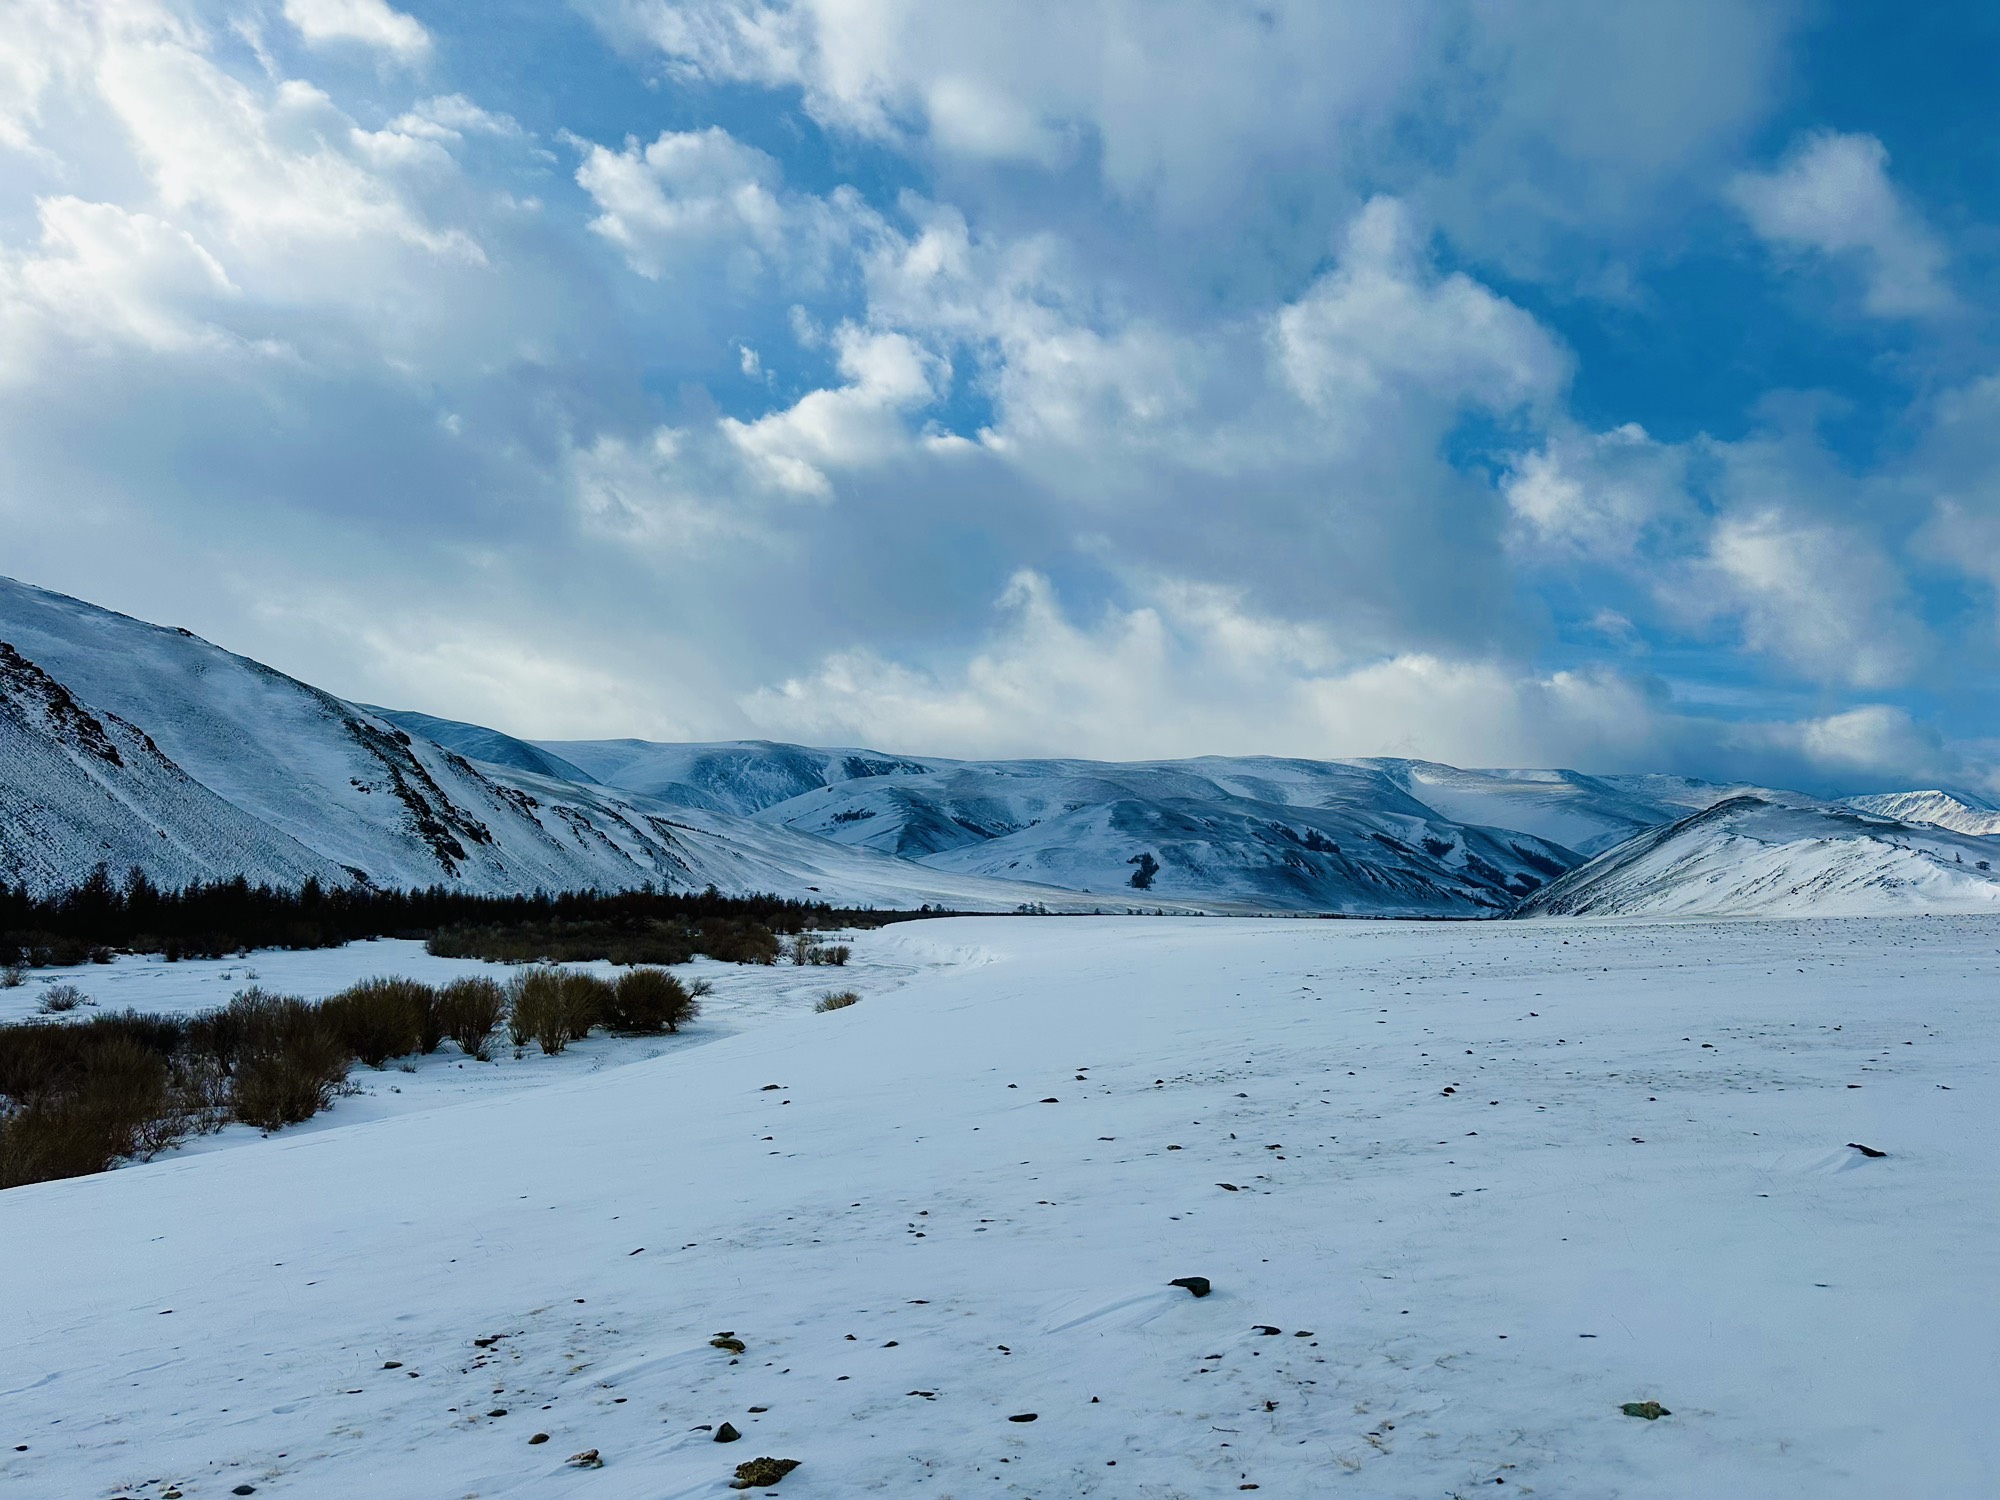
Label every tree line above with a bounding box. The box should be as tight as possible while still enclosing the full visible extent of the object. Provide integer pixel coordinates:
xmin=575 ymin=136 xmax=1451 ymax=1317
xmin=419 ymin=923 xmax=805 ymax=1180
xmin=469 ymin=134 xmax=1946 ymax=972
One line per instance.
xmin=1 ymin=865 xmax=931 ymax=968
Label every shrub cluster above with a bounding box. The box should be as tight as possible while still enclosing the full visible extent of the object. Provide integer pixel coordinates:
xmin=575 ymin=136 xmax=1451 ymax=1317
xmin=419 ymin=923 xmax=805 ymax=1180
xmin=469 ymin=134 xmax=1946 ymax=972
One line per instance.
xmin=814 ymin=989 xmax=861 ymax=1013
xmin=790 ymin=936 xmax=851 ymax=967
xmin=1 ymin=959 xmax=710 ymax=1189
xmin=504 ymin=966 xmax=703 ymax=1054
xmin=0 ymin=991 xmax=345 ymax=1188
xmin=437 ymin=977 xmax=506 ymax=1061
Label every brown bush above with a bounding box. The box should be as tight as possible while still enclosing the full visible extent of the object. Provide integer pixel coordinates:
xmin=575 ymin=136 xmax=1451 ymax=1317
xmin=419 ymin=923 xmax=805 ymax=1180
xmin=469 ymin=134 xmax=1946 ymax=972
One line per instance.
xmin=508 ymin=968 xmax=608 ymax=1055
xmin=226 ymin=988 xmax=352 ymax=1130
xmin=320 ymin=977 xmax=433 ymax=1067
xmin=437 ymin=976 xmax=505 ymax=1060
xmin=814 ymin=989 xmax=861 ymax=1013
xmin=601 ymin=968 xmax=700 ymax=1034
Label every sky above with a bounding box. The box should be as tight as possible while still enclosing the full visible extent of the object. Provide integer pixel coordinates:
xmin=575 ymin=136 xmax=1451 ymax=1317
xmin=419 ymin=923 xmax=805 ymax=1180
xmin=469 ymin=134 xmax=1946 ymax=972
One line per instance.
xmin=2 ymin=0 xmax=1997 ymax=795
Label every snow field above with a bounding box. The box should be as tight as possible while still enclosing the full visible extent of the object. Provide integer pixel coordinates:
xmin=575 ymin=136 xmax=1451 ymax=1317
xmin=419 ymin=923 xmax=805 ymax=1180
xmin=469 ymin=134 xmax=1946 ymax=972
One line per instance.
xmin=3 ymin=915 xmax=1997 ymax=1498
xmin=0 ymin=931 xmax=960 ymax=1157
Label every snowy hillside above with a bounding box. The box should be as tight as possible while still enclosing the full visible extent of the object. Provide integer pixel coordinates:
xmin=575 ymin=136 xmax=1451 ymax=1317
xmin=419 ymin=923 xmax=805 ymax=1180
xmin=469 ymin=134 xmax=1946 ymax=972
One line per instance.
xmin=0 ymin=639 xmax=348 ymax=895
xmin=0 ymin=578 xmax=1096 ymax=909
xmin=505 ymin=736 xmax=1761 ymax=914
xmin=7 ymin=914 xmax=1999 ymax=1496
xmin=17 ymin=575 xmax=1985 ymax=918
xmin=1517 ymin=795 xmax=2000 ymax=918
xmin=1846 ymin=789 xmax=2000 ymax=837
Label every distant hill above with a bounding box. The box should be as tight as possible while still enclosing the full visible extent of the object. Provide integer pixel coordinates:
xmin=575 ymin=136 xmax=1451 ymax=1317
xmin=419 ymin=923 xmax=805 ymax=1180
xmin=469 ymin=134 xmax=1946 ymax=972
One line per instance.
xmin=1515 ymin=795 xmax=2000 ymax=918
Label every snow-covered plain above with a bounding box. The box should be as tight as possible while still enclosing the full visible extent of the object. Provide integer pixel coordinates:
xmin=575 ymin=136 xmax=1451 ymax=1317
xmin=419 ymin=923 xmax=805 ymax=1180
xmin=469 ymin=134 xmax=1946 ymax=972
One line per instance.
xmin=4 ymin=914 xmax=1998 ymax=1498
xmin=0 ymin=932 xmax=968 ymax=1160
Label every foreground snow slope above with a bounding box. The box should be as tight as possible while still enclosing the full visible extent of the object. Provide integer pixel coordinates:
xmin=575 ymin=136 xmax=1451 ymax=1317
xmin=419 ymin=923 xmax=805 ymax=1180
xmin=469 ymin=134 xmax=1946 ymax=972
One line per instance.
xmin=1519 ymin=796 xmax=2000 ymax=918
xmin=5 ymin=915 xmax=1996 ymax=1498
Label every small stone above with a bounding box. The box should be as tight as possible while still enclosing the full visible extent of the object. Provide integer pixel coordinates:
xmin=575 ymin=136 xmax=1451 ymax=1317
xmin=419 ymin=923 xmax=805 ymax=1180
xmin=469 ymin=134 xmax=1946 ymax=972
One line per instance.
xmin=232 ymin=1489 xmax=256 ymax=1497
xmin=1620 ymin=1401 xmax=1670 ymax=1420
xmin=1846 ymin=1142 xmax=1887 ymax=1158
xmin=1252 ymin=1325 xmax=1281 ymax=1336
xmin=730 ymin=1456 xmax=801 ymax=1489
xmin=1170 ymin=1276 xmax=1212 ymax=1298
xmin=1007 ymin=1412 xmax=1038 ymax=1423
xmin=715 ymin=1421 xmax=742 ymax=1443
xmin=567 ymin=1448 xmax=605 ymax=1468
xmin=382 ymin=1360 xmax=402 ymax=1369
xmin=488 ymin=1408 xmax=508 ymax=1417
xmin=529 ymin=1433 xmax=549 ymax=1445
xmin=711 ymin=1336 xmax=748 ymax=1354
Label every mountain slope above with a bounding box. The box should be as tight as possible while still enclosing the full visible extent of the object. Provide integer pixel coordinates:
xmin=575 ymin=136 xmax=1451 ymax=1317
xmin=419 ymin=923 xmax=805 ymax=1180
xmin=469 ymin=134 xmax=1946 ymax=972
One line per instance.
xmin=0 ymin=640 xmax=349 ymax=895
xmin=0 ymin=579 xmax=1099 ymax=908
xmin=519 ymin=740 xmax=1768 ymax=916
xmin=367 ymin=708 xmax=601 ymax=785
xmin=1846 ymin=789 xmax=2000 ymax=837
xmin=1515 ymin=795 xmax=2000 ymax=918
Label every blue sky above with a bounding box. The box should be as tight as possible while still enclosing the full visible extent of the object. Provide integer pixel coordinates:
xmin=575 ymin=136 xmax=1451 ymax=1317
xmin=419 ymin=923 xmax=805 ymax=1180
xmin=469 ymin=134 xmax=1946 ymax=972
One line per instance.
xmin=3 ymin=1 xmax=1997 ymax=795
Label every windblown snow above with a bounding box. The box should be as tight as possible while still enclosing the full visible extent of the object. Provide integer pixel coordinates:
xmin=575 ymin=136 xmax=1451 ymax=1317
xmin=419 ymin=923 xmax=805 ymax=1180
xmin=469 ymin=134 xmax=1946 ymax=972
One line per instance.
xmin=4 ymin=914 xmax=1997 ymax=1497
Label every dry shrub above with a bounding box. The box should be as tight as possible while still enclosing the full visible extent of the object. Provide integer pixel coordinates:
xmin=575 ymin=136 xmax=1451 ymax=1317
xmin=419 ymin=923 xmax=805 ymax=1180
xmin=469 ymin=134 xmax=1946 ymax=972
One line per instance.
xmin=0 ymin=1034 xmax=169 ymax=1187
xmin=37 ymin=983 xmax=92 ymax=1013
xmin=508 ymin=968 xmax=608 ymax=1055
xmin=225 ymin=988 xmax=352 ymax=1130
xmin=814 ymin=989 xmax=861 ymax=1013
xmin=791 ymin=937 xmax=852 ymax=967
xmin=320 ymin=977 xmax=433 ymax=1067
xmin=601 ymin=968 xmax=700 ymax=1035
xmin=437 ymin=976 xmax=505 ymax=1060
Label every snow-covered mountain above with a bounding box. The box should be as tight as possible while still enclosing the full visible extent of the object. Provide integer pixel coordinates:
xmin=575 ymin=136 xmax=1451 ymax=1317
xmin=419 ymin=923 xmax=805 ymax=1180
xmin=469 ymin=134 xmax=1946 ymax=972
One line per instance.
xmin=0 ymin=578 xmax=1104 ymax=908
xmin=504 ymin=737 xmax=1758 ymax=914
xmin=15 ymin=575 xmax=1995 ymax=918
xmin=1516 ymin=794 xmax=2000 ymax=918
xmin=1845 ymin=789 xmax=2000 ymax=837
xmin=0 ymin=638 xmax=349 ymax=896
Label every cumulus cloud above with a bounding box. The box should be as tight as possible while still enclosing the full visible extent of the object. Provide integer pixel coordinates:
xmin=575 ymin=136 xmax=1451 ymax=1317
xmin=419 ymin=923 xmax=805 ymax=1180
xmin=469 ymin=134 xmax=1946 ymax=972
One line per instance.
xmin=745 ymin=568 xmax=1653 ymax=765
xmin=1273 ymin=197 xmax=1568 ymax=421
xmin=741 ymin=567 xmax=1966 ymax=792
xmin=0 ymin=196 xmax=241 ymax=368
xmin=0 ymin=0 xmax=1985 ymax=798
xmin=1503 ymin=422 xmax=1692 ymax=560
xmin=1697 ymin=509 xmax=1927 ymax=690
xmin=573 ymin=126 xmax=860 ymax=282
xmin=282 ymin=0 xmax=431 ymax=61
xmin=1728 ymin=131 xmax=1951 ymax=317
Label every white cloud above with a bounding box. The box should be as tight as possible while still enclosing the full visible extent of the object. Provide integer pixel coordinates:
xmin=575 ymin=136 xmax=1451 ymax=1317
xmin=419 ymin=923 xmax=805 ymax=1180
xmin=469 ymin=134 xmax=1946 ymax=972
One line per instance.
xmin=1790 ymin=705 xmax=1945 ymax=781
xmin=722 ymin=324 xmax=950 ymax=496
xmin=282 ymin=0 xmax=431 ymax=61
xmin=1273 ymin=197 xmax=1569 ymax=420
xmin=1728 ymin=130 xmax=1950 ymax=317
xmin=742 ymin=568 xmax=1666 ymax=765
xmin=583 ymin=0 xmax=1432 ymax=201
xmin=1 ymin=196 xmax=240 ymax=369
xmin=386 ymin=94 xmax=524 ymax=142
xmin=1504 ymin=422 xmax=1691 ymax=559
xmin=573 ymin=126 xmax=867 ymax=284
xmin=1698 ymin=508 xmax=1926 ymax=690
